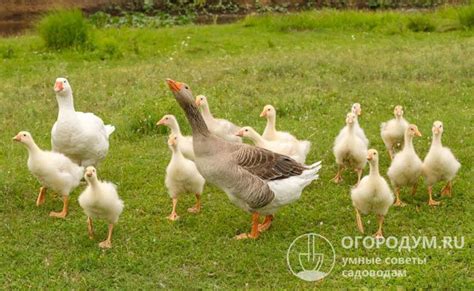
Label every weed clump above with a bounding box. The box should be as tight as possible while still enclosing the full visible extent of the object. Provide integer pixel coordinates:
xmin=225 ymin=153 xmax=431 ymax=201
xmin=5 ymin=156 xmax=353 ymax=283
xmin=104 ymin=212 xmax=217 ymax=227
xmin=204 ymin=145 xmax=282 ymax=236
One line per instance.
xmin=458 ymin=4 xmax=474 ymax=29
xmin=37 ymin=9 xmax=93 ymax=50
xmin=407 ymin=16 xmax=436 ymax=32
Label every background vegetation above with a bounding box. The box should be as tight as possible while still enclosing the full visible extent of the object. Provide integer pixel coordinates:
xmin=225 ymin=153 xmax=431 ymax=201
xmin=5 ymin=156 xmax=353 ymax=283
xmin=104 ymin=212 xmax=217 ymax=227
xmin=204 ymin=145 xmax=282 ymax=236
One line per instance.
xmin=0 ymin=7 xmax=473 ymax=289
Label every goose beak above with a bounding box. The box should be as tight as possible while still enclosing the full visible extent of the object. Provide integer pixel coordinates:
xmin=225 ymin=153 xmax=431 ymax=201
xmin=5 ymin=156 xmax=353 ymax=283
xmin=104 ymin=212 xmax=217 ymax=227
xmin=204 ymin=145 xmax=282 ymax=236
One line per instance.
xmin=357 ymin=109 xmax=362 ymax=116
xmin=415 ymin=129 xmax=422 ymax=137
xmin=12 ymin=134 xmax=21 ymax=142
xmin=166 ymin=79 xmax=182 ymax=92
xmin=433 ymin=127 xmax=440 ymax=134
xmin=195 ymin=97 xmax=201 ymax=106
xmin=235 ymin=130 xmax=244 ymax=137
xmin=54 ymin=81 xmax=64 ymax=92
xmin=156 ymin=118 xmax=165 ymax=126
xmin=259 ymin=110 xmax=266 ymax=117
xmin=367 ymin=154 xmax=372 ymax=161
xmin=85 ymin=171 xmax=93 ymax=177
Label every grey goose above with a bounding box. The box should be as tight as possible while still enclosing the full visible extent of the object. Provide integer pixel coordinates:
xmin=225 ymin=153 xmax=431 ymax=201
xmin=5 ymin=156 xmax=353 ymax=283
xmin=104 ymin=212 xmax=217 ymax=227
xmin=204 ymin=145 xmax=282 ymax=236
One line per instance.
xmin=166 ymin=79 xmax=321 ymax=239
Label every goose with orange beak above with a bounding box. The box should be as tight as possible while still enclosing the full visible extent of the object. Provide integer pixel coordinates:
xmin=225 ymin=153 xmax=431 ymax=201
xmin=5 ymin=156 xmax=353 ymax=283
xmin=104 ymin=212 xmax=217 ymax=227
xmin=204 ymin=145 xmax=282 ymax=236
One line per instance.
xmin=157 ymin=114 xmax=195 ymax=160
xmin=78 ymin=166 xmax=124 ymax=248
xmin=332 ymin=112 xmax=368 ymax=185
xmin=166 ymin=79 xmax=321 ymax=239
xmin=387 ymin=124 xmax=423 ymax=206
xmin=13 ymin=131 xmax=83 ymax=218
xmin=351 ymin=149 xmax=394 ymax=238
xmin=260 ymin=104 xmax=311 ymax=163
xmin=381 ymin=105 xmax=410 ymax=159
xmin=51 ymin=77 xmax=115 ymax=168
xmin=422 ymin=121 xmax=460 ymax=206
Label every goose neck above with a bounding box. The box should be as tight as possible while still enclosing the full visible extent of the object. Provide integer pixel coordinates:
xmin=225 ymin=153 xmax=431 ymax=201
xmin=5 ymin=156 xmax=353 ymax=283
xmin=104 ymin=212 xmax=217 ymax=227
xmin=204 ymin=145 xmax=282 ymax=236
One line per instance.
xmin=178 ymin=98 xmax=211 ymax=137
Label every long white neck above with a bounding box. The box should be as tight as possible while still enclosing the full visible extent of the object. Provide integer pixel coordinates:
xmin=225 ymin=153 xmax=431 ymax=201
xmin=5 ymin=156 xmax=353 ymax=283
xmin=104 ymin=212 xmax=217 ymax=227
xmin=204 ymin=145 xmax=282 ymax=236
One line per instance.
xmin=88 ymin=177 xmax=100 ymax=191
xmin=168 ymin=120 xmax=182 ymax=137
xmin=264 ymin=115 xmax=277 ymax=137
xmin=56 ymin=92 xmax=76 ymax=119
xmin=403 ymin=132 xmax=415 ymax=153
xmin=200 ymin=104 xmax=214 ymax=121
xmin=430 ymin=133 xmax=442 ymax=149
xmin=248 ymin=132 xmax=266 ymax=147
xmin=369 ymin=161 xmax=380 ymax=178
xmin=170 ymin=146 xmax=185 ymax=161
xmin=25 ymin=141 xmax=42 ymax=157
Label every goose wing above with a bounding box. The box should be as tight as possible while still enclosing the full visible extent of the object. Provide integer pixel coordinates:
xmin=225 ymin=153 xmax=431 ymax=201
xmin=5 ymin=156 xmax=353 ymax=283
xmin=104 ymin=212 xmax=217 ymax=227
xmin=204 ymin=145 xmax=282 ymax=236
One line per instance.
xmin=232 ymin=145 xmax=305 ymax=181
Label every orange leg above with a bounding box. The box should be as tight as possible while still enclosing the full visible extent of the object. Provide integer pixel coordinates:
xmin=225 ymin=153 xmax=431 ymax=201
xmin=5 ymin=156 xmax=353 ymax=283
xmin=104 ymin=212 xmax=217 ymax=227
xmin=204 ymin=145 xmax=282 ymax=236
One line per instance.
xmin=355 ymin=208 xmax=364 ymax=234
xmin=99 ymin=223 xmax=114 ymax=249
xmin=235 ymin=212 xmax=260 ymax=240
xmin=168 ymin=197 xmax=179 ymax=221
xmin=188 ymin=193 xmax=201 ymax=213
xmin=428 ymin=186 xmax=441 ymax=206
xmin=441 ymin=181 xmax=452 ymax=197
xmin=393 ymin=187 xmax=406 ymax=207
xmin=374 ymin=215 xmax=384 ymax=238
xmin=331 ymin=165 xmax=344 ymax=183
xmin=258 ymin=215 xmax=274 ymax=232
xmin=87 ymin=217 xmax=94 ymax=239
xmin=49 ymin=195 xmax=69 ymax=218
xmin=36 ymin=186 xmax=47 ymax=206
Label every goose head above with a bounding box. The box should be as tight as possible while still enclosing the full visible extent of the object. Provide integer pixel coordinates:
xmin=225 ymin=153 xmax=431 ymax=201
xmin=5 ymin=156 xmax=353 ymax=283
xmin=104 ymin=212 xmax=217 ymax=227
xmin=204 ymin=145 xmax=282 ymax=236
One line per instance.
xmin=166 ymin=79 xmax=194 ymax=106
xmin=84 ymin=166 xmax=97 ymax=181
xmin=351 ymin=103 xmax=362 ymax=116
xmin=394 ymin=105 xmax=404 ymax=118
xmin=167 ymin=133 xmax=179 ymax=148
xmin=432 ymin=121 xmax=443 ymax=136
xmin=236 ymin=126 xmax=257 ymax=139
xmin=157 ymin=114 xmax=176 ymax=126
xmin=54 ymin=77 xmax=72 ymax=97
xmin=195 ymin=95 xmax=208 ymax=108
xmin=260 ymin=105 xmax=276 ymax=118
xmin=366 ymin=149 xmax=379 ymax=164
xmin=12 ymin=131 xmax=33 ymax=145
xmin=407 ymin=124 xmax=422 ymax=137
xmin=345 ymin=112 xmax=356 ymax=126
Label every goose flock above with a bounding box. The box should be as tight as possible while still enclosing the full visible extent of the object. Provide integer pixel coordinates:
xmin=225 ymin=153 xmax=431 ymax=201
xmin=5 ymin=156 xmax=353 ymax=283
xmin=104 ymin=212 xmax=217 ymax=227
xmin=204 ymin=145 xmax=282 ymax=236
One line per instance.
xmin=12 ymin=77 xmax=460 ymax=248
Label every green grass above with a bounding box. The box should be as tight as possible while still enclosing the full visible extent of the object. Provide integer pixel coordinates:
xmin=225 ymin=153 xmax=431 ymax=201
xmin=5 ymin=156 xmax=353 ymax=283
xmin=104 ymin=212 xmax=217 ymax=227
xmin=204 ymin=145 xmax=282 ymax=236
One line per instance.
xmin=0 ymin=9 xmax=473 ymax=289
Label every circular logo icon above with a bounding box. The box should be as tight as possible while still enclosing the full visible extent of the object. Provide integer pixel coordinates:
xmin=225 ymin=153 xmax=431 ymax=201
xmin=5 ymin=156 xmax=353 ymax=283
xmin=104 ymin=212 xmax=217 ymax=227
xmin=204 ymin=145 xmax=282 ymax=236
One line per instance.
xmin=286 ymin=233 xmax=336 ymax=282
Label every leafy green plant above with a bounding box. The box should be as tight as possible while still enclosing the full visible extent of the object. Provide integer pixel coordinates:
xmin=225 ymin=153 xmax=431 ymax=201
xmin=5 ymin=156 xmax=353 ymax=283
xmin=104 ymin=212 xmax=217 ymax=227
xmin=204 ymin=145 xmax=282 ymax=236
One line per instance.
xmin=37 ymin=9 xmax=93 ymax=50
xmin=407 ymin=15 xmax=436 ymax=32
xmin=458 ymin=4 xmax=474 ymax=29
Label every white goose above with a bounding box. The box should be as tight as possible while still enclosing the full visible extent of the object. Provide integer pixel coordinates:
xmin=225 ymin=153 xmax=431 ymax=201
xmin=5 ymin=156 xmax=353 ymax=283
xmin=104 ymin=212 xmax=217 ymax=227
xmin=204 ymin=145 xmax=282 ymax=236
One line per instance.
xmin=381 ymin=105 xmax=409 ymax=159
xmin=157 ymin=114 xmax=194 ymax=160
xmin=260 ymin=104 xmax=311 ymax=162
xmin=351 ymin=149 xmax=394 ymax=238
xmin=422 ymin=121 xmax=461 ymax=206
xmin=78 ymin=166 xmax=124 ymax=248
xmin=237 ymin=126 xmax=303 ymax=163
xmin=332 ymin=112 xmax=368 ymax=185
xmin=195 ymin=95 xmax=242 ymax=143
xmin=13 ymin=131 xmax=84 ymax=218
xmin=165 ymin=134 xmax=205 ymax=221
xmin=387 ymin=124 xmax=423 ymax=206
xmin=351 ymin=103 xmax=369 ymax=147
xmin=51 ymin=77 xmax=115 ymax=167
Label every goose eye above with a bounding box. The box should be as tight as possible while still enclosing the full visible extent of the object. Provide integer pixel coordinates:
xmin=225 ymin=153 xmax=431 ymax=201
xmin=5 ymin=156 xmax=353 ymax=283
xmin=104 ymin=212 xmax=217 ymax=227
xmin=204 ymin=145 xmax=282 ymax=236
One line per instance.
xmin=267 ymin=109 xmax=271 ymax=111
xmin=23 ymin=134 xmax=26 ymax=137
xmin=165 ymin=117 xmax=169 ymax=120
xmin=245 ymin=129 xmax=248 ymax=132
xmin=185 ymin=86 xmax=189 ymax=90
xmin=63 ymin=80 xmax=66 ymax=83
xmin=200 ymin=97 xmax=204 ymax=101
xmin=374 ymin=153 xmax=377 ymax=155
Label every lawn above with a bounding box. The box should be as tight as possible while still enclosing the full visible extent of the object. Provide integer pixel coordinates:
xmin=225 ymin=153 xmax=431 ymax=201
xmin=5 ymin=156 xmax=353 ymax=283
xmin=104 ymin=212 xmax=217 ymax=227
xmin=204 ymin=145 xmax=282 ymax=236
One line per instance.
xmin=0 ymin=9 xmax=473 ymax=289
